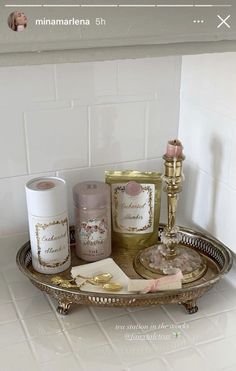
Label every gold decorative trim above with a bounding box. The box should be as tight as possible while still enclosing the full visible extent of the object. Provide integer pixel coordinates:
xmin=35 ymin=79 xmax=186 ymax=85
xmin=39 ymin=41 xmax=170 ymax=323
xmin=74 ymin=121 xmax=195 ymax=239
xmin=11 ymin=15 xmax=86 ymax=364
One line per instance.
xmin=35 ymin=218 xmax=70 ymax=268
xmin=16 ymin=224 xmax=233 ymax=315
xmin=113 ymin=184 xmax=154 ymax=232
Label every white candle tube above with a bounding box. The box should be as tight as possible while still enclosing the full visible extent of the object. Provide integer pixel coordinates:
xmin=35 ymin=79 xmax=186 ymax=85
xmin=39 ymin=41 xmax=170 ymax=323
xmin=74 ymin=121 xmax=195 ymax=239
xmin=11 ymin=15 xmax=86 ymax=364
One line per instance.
xmin=25 ymin=177 xmax=71 ymax=274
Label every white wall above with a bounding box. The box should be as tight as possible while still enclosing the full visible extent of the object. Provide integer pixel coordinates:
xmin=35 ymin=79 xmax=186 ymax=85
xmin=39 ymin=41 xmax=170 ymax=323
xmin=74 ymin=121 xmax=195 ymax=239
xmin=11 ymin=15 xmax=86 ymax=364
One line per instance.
xmin=2 ymin=50 xmax=236 ymax=254
xmin=179 ymin=52 xmax=236 ymax=252
xmin=0 ymin=56 xmax=181 ymax=236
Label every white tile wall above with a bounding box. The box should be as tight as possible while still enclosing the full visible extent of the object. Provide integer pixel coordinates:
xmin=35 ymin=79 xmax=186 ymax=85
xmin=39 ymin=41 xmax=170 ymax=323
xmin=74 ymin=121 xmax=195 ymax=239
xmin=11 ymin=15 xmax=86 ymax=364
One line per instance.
xmin=146 ymin=97 xmax=179 ymax=159
xmin=0 ymin=109 xmax=27 ymax=178
xmin=2 ymin=52 xmax=235 ymax=254
xmin=90 ymin=102 xmax=146 ymax=165
xmin=228 ymin=122 xmax=236 ymax=188
xmin=0 ymin=53 xmax=236 ymax=371
xmin=179 ymin=102 xmax=232 ymax=182
xmin=0 ymin=65 xmax=55 ymax=105
xmin=0 ymin=56 xmax=181 ymax=236
xmin=117 ymin=57 xmax=181 ymax=96
xmin=178 ymin=163 xmax=236 ymax=250
xmin=0 ymin=172 xmax=54 ymax=236
xmin=25 ymin=107 xmax=88 ymax=173
xmin=180 ymin=52 xmax=236 ymax=120
xmin=56 ymin=61 xmax=117 ymax=100
xmin=179 ymin=52 xmax=236 ymax=253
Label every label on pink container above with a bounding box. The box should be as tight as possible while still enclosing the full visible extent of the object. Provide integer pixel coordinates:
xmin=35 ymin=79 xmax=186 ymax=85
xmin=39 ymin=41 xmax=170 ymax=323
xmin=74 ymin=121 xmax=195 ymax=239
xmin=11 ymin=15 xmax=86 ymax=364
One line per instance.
xmin=78 ymin=217 xmax=108 ymax=246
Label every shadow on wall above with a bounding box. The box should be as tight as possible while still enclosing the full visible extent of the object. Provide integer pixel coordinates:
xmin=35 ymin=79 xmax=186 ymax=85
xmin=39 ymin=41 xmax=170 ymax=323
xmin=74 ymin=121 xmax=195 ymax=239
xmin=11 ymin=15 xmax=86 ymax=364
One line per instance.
xmin=207 ymin=134 xmax=223 ymax=235
xmin=95 ymin=105 xmax=120 ymax=165
xmin=177 ymin=134 xmax=223 ymax=237
xmin=176 ymin=160 xmax=198 ymax=229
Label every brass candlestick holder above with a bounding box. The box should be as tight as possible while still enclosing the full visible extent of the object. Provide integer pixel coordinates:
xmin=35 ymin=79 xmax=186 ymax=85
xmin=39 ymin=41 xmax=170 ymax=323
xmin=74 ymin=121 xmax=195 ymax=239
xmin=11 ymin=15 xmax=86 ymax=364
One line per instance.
xmin=134 ymin=141 xmax=207 ymax=284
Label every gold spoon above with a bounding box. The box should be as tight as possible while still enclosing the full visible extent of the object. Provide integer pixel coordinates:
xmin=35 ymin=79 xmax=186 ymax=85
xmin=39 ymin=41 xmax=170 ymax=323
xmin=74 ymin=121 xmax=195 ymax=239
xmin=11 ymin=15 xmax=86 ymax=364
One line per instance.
xmin=51 ymin=273 xmax=112 ymax=286
xmin=75 ymin=273 xmax=113 ymax=284
xmin=51 ymin=275 xmax=122 ymax=291
xmin=51 ymin=277 xmax=87 ymax=289
xmin=102 ymin=282 xmax=123 ymax=292
xmin=52 ymin=279 xmax=123 ymax=292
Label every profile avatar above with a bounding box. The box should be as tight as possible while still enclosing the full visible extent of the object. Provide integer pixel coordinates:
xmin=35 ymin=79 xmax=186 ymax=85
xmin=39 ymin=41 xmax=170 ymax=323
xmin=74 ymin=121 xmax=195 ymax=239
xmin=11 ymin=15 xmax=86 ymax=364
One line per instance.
xmin=8 ymin=11 xmax=27 ymax=32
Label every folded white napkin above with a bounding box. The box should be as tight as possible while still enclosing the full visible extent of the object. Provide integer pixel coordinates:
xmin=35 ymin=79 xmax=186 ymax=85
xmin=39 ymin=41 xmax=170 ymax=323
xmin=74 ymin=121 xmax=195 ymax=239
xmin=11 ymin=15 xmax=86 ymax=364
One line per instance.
xmin=71 ymin=259 xmax=183 ymax=294
xmin=71 ymin=258 xmax=130 ymax=294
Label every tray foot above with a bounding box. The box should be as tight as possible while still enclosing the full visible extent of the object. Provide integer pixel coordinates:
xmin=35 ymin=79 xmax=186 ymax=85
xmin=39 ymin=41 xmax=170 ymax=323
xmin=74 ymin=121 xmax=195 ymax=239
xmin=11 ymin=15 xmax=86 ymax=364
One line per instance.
xmin=57 ymin=300 xmax=72 ymax=315
xmin=182 ymin=299 xmax=198 ymax=314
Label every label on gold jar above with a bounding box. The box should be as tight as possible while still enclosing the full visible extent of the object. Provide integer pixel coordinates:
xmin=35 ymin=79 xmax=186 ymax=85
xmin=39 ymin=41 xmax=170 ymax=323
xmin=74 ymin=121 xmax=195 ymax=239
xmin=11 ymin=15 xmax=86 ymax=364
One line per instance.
xmin=111 ymin=182 xmax=155 ymax=234
xmin=33 ymin=213 xmax=70 ymax=268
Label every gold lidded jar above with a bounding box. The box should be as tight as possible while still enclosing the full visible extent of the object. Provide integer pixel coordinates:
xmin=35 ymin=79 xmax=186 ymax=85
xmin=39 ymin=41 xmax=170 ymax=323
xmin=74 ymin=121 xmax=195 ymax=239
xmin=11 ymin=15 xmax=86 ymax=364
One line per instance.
xmin=73 ymin=181 xmax=111 ymax=262
xmin=25 ymin=177 xmax=71 ymax=274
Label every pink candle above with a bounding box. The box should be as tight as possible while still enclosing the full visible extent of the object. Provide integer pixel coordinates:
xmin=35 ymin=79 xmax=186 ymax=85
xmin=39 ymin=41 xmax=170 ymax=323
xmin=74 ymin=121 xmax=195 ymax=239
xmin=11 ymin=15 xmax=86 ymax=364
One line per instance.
xmin=166 ymin=139 xmax=183 ymax=158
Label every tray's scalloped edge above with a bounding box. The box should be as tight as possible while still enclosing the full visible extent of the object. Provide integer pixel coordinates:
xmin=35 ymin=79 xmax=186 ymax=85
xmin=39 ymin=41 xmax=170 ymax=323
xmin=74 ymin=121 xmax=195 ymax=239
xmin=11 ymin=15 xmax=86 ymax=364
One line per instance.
xmin=16 ymin=224 xmax=233 ymax=306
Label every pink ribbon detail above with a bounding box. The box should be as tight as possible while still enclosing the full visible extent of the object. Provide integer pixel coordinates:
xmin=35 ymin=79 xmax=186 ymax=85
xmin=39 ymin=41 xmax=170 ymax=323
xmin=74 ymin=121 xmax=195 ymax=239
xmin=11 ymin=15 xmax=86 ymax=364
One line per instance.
xmin=142 ymin=269 xmax=183 ymax=293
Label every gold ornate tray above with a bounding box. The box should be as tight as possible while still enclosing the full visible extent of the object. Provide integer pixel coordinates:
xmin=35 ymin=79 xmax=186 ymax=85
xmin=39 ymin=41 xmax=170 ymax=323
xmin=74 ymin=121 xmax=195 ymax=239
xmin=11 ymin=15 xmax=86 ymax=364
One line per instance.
xmin=16 ymin=225 xmax=233 ymax=315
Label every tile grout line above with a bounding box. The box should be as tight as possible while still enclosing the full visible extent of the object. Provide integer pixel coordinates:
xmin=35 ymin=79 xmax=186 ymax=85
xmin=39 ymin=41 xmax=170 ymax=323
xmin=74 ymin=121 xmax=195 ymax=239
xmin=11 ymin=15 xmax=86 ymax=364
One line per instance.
xmin=0 ymin=157 xmax=163 ymax=182
xmin=47 ymin=157 xmax=163 ymax=175
xmin=194 ymin=345 xmax=213 ymax=369
xmin=144 ymin=102 xmax=149 ymax=160
xmin=46 ymin=295 xmax=84 ymax=369
xmin=53 ymin=65 xmax=58 ymax=101
xmin=180 ymin=322 xmax=212 ymax=347
xmin=159 ymin=303 xmax=229 ymax=326
xmin=53 ymin=308 xmax=91 ymax=369
xmin=87 ymin=106 xmax=91 ymax=167
xmin=5 ymin=277 xmax=39 ymax=364
xmin=0 ymin=272 xmax=13 ymax=306
xmin=105 ymin=308 xmax=185 ymax=366
xmin=160 ymin=304 xmax=193 ymax=325
xmin=89 ymin=307 xmax=133 ymax=368
xmin=72 ymin=95 xmax=156 ymax=106
xmin=89 ymin=305 xmax=130 ymax=322
xmin=23 ymin=112 xmax=31 ymax=174
xmin=128 ymin=309 xmax=160 ymax=354
xmin=0 ymin=169 xmax=56 ymax=182
xmin=0 ymin=100 xmax=70 ymax=112
xmin=51 ymin=302 xmax=111 ymax=368
xmin=131 ymin=308 xmax=192 ymax=367
xmin=128 ymin=307 xmax=194 ymax=358
xmin=116 ymin=61 xmax=120 ymax=96
xmin=180 ymin=95 xmax=236 ymax=126
xmin=181 ymin=158 xmax=236 ymax=192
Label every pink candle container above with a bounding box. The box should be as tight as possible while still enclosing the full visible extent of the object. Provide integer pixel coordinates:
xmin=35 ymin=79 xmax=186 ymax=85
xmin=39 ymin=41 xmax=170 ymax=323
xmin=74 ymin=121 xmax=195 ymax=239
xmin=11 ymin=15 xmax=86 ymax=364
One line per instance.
xmin=166 ymin=139 xmax=183 ymax=158
xmin=73 ymin=181 xmax=111 ymax=262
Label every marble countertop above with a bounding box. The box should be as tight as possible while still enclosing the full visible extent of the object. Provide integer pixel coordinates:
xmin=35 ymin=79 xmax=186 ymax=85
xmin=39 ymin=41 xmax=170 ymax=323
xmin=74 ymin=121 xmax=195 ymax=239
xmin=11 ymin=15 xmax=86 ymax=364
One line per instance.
xmin=0 ymin=233 xmax=236 ymax=371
